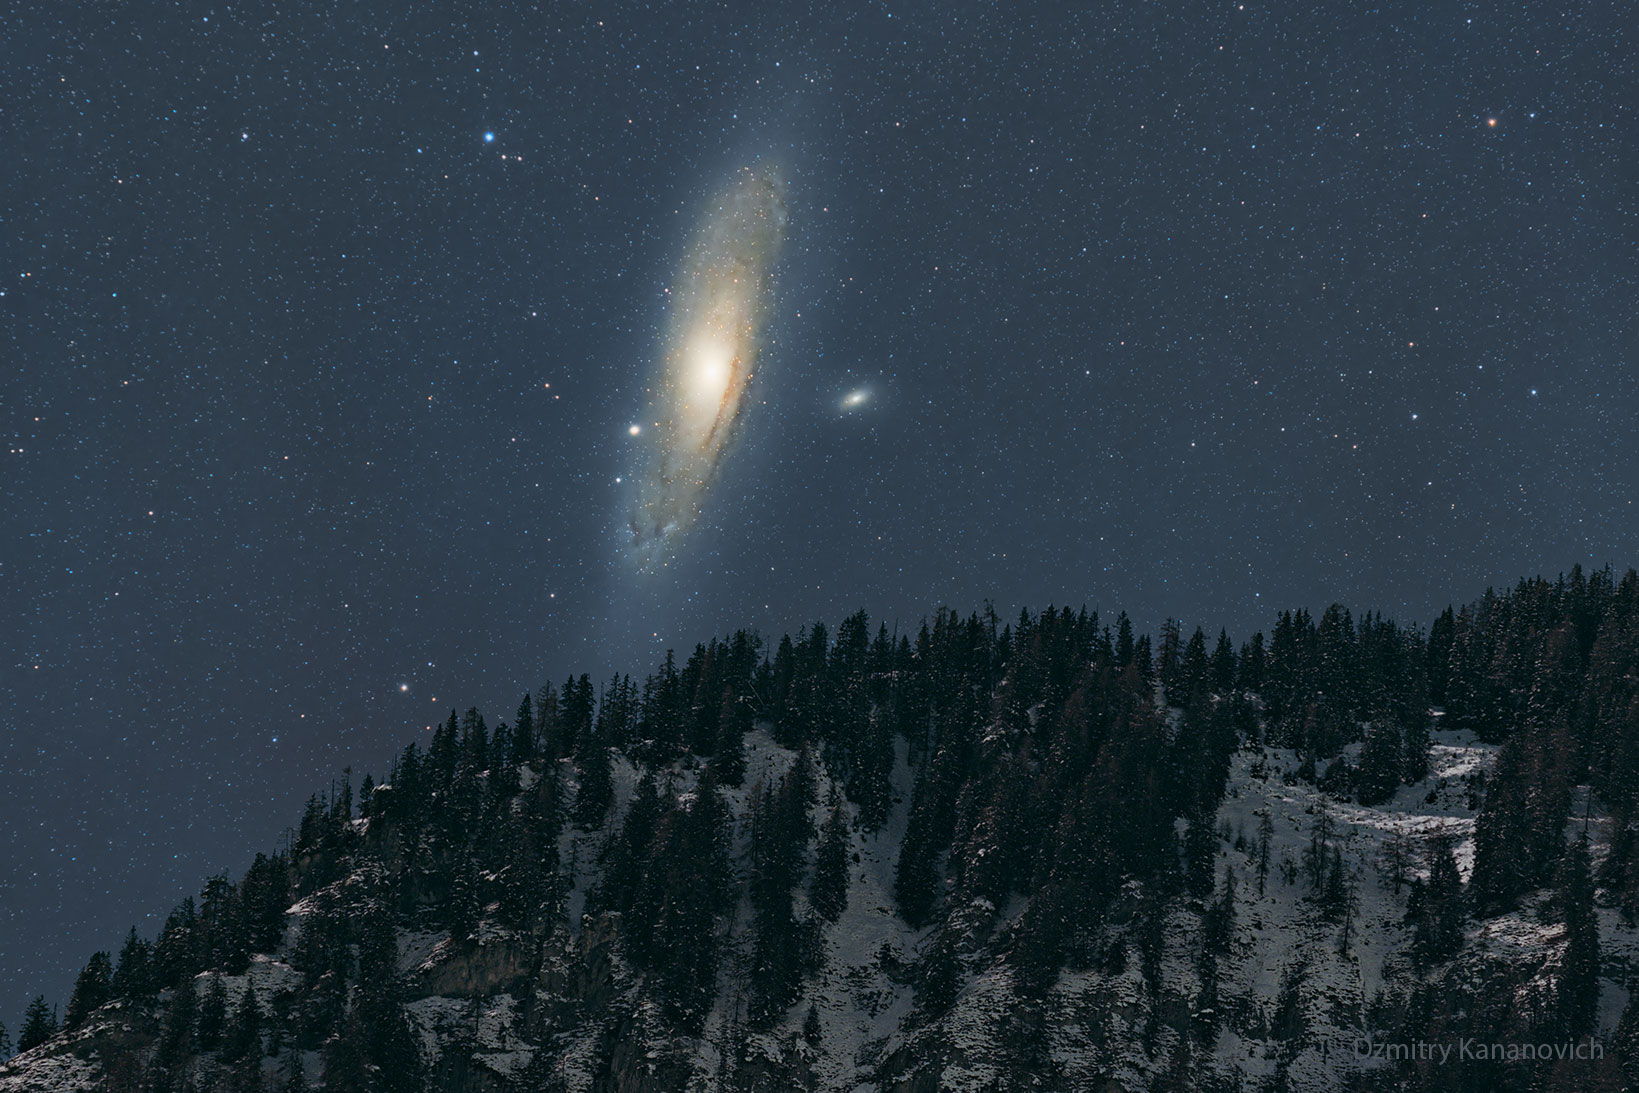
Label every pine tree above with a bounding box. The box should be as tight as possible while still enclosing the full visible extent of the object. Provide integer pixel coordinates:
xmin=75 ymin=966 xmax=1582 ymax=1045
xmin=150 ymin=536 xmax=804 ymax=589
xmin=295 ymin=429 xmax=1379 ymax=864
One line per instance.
xmin=1271 ymin=961 xmax=1307 ymax=1058
xmin=354 ymin=911 xmax=423 ymax=1093
xmin=1559 ymin=832 xmax=1599 ymax=1038
xmin=573 ymin=738 xmax=614 ymax=827
xmin=448 ymin=858 xmax=481 ymax=942
xmin=112 ymin=930 xmax=154 ymax=1002
xmin=1378 ymin=830 xmax=1413 ymax=894
xmin=63 ymin=950 xmax=112 ymax=1030
xmin=1238 ymin=632 xmax=1266 ymax=694
xmin=1616 ymin=983 xmax=1639 ymax=1093
xmin=511 ymin=692 xmax=537 ymax=764
xmin=1256 ymin=812 xmax=1274 ymax=895
xmin=358 ymin=773 xmax=376 ymax=818
xmin=1114 ymin=612 xmax=1135 ymax=668
xmin=556 ymin=674 xmax=595 ymax=759
xmin=283 ymin=1050 xmax=310 ymax=1093
xmin=645 ymin=774 xmax=735 ymax=1030
xmin=1204 ymin=868 xmax=1236 ymax=954
xmin=802 ymin=1004 xmax=822 ymax=1046
xmin=198 ymin=973 xmax=229 ymax=1050
xmin=320 ymin=1011 xmax=369 ymax=1092
xmin=1336 ymin=867 xmax=1359 ymax=956
xmin=1320 ymin=845 xmax=1349 ymax=920
xmin=712 ymin=686 xmax=748 ymax=787
xmin=1470 ymin=737 xmax=1534 ymax=910
xmin=746 ymin=766 xmax=819 ymax=1025
xmin=152 ymin=897 xmax=200 ymax=989
xmin=151 ymin=974 xmax=196 ymax=1076
xmin=597 ymin=776 xmax=663 ymax=917
xmin=498 ymin=820 xmax=548 ymax=930
xmin=1210 ymin=629 xmax=1237 ymax=693
xmin=1409 ymin=832 xmax=1464 ymax=965
xmin=16 ymin=996 xmax=55 ymax=1053
xmin=1400 ymin=710 xmax=1431 ymax=783
xmin=1180 ymin=627 xmax=1210 ymax=699
xmin=1158 ymin=618 xmax=1183 ymax=696
xmin=810 ymin=793 xmax=851 ymax=922
xmin=1355 ymin=720 xmax=1403 ymax=805
xmin=224 ymin=983 xmax=263 ymax=1061
xmin=850 ymin=707 xmax=897 ymax=830
xmin=1185 ymin=814 xmax=1216 ymax=899
xmin=0 ymin=1020 xmax=10 ymax=1059
xmin=1302 ymin=809 xmax=1334 ymax=891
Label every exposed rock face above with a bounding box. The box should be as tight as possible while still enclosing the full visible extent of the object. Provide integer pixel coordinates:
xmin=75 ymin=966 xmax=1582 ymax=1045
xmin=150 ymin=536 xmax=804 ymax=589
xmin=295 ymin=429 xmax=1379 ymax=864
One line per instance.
xmin=411 ymin=934 xmax=536 ymax=1000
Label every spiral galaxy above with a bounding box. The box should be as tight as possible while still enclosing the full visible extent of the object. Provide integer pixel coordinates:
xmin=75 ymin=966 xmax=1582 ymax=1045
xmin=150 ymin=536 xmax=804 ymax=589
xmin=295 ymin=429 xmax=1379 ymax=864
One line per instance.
xmin=628 ymin=166 xmax=788 ymax=568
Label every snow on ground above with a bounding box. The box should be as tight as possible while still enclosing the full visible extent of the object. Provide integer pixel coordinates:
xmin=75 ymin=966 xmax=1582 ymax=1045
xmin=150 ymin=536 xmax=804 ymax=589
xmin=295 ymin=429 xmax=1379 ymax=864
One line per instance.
xmin=1200 ymin=729 xmax=1499 ymax=1087
xmin=664 ymin=728 xmax=928 ymax=1091
xmin=405 ymin=994 xmax=475 ymax=1065
xmin=0 ymin=1046 xmax=102 ymax=1093
xmin=796 ymin=733 xmax=925 ymax=1090
xmin=398 ymin=928 xmax=448 ymax=975
xmin=472 ymin=992 xmax=536 ymax=1077
xmin=559 ymin=749 xmax=647 ymax=939
xmin=192 ymin=951 xmax=305 ymax=1011
xmin=405 ymin=990 xmax=534 ymax=1075
xmin=18 ymin=723 xmax=1638 ymax=1093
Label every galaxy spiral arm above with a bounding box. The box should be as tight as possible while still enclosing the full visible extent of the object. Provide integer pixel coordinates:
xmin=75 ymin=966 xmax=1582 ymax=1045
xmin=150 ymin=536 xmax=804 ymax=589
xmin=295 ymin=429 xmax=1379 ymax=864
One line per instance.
xmin=627 ymin=165 xmax=789 ymax=570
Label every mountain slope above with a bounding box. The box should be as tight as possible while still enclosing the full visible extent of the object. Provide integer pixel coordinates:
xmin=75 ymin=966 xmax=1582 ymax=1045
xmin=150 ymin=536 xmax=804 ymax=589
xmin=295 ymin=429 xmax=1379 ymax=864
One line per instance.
xmin=6 ymin=574 xmax=1639 ymax=1092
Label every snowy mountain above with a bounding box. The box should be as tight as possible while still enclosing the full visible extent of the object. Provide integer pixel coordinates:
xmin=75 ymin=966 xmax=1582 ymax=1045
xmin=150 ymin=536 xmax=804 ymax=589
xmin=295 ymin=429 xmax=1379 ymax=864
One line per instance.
xmin=5 ymin=577 xmax=1639 ymax=1092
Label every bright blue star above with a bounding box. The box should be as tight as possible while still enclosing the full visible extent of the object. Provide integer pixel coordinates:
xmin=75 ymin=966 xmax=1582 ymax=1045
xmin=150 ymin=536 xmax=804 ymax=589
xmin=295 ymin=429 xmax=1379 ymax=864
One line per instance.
xmin=483 ymin=131 xmax=495 ymax=143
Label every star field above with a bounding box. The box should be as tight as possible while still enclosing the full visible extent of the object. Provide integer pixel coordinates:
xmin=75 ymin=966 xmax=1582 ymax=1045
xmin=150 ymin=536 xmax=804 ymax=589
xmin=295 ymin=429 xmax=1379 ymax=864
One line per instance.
xmin=3 ymin=0 xmax=1635 ymax=1024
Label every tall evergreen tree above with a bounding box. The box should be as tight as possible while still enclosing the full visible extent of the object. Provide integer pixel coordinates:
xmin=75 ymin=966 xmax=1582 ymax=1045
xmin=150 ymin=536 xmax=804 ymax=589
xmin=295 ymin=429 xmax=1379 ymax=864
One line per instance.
xmin=352 ymin=911 xmax=423 ymax=1092
xmin=149 ymin=973 xmax=196 ymax=1080
xmin=1320 ymin=845 xmax=1349 ymax=920
xmin=197 ymin=973 xmax=229 ymax=1050
xmin=1184 ymin=814 xmax=1216 ymax=899
xmin=282 ymin=1050 xmax=311 ymax=1093
xmin=1616 ymin=984 xmax=1639 ymax=1093
xmin=63 ymin=950 xmax=112 ymax=1030
xmin=1558 ymin=832 xmax=1599 ymax=1038
xmin=16 ymin=996 xmax=55 ymax=1053
xmin=1255 ymin=811 xmax=1274 ymax=896
xmin=1302 ymin=810 xmax=1334 ymax=891
xmin=573 ymin=740 xmax=614 ymax=828
xmin=1409 ymin=832 xmax=1464 ymax=965
xmin=152 ymin=897 xmax=200 ymax=989
xmin=1210 ymin=629 xmax=1237 ymax=693
xmin=597 ymin=776 xmax=664 ymax=915
xmin=224 ymin=983 xmax=263 ymax=1061
xmin=1355 ymin=720 xmax=1403 ymax=805
xmin=712 ymin=686 xmax=748 ymax=787
xmin=511 ymin=692 xmax=537 ymax=764
xmin=448 ymin=858 xmax=482 ymax=943
xmin=111 ymin=927 xmax=154 ymax=999
xmin=811 ymin=793 xmax=851 ymax=923
xmin=1204 ymin=868 xmax=1236 ymax=955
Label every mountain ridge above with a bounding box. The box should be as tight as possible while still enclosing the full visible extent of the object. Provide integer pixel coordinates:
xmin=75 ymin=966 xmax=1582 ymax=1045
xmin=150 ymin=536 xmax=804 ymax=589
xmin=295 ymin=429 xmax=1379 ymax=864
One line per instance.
xmin=5 ymin=570 xmax=1639 ymax=1092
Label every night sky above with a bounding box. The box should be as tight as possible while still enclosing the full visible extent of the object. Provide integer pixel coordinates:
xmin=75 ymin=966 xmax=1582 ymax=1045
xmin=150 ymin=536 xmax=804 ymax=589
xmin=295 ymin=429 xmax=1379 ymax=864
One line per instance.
xmin=4 ymin=0 xmax=1635 ymax=1026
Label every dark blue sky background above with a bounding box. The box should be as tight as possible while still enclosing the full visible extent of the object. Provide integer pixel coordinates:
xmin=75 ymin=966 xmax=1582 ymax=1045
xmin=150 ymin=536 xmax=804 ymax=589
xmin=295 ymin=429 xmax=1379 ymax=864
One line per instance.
xmin=4 ymin=0 xmax=1634 ymax=1026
